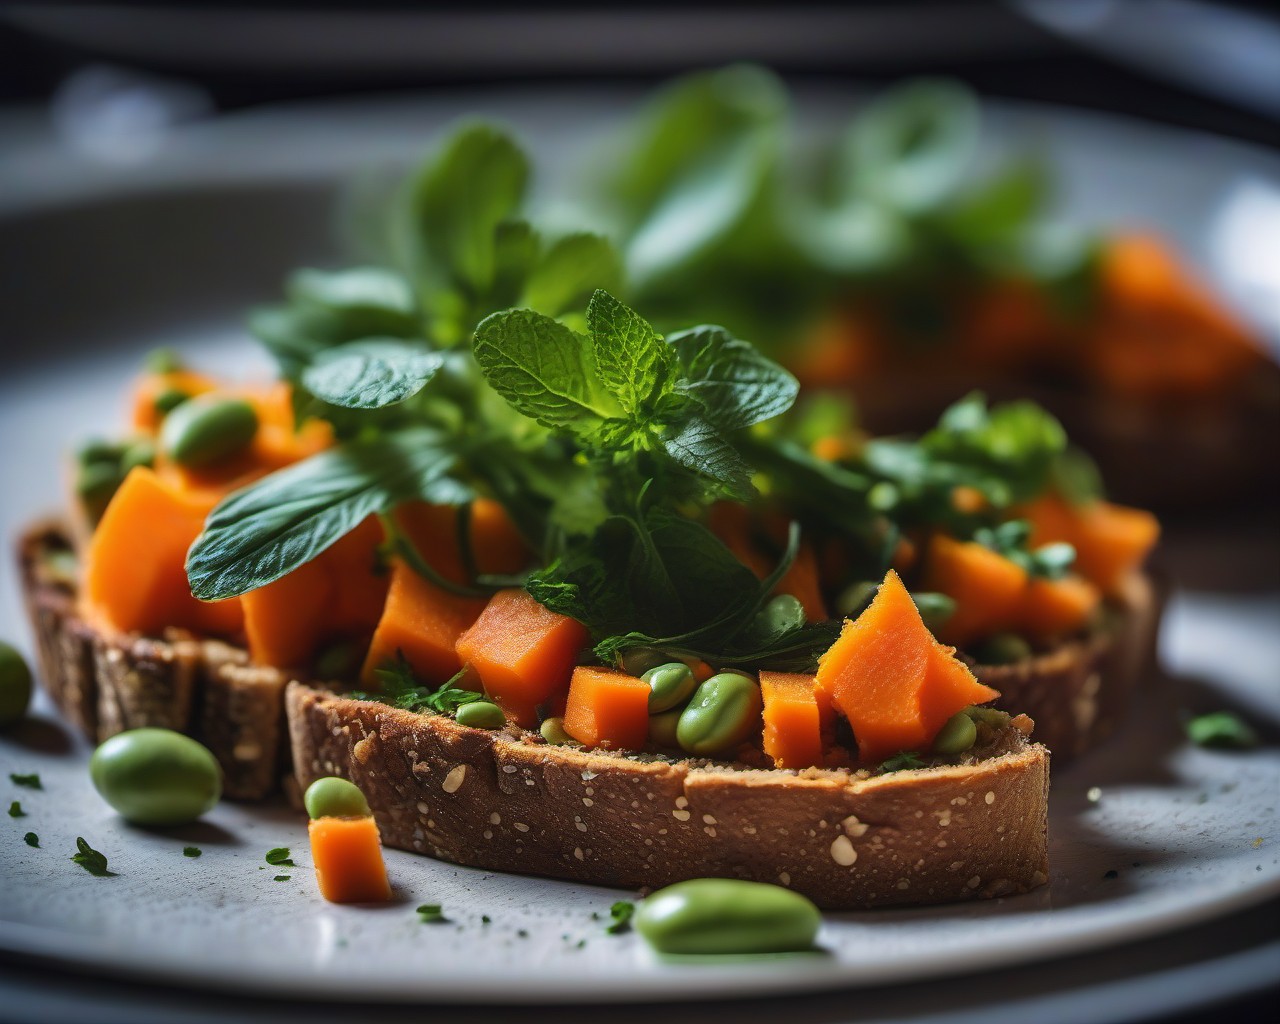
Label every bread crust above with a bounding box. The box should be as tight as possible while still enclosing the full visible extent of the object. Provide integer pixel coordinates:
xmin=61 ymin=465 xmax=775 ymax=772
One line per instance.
xmin=16 ymin=519 xmax=1156 ymax=800
xmin=286 ymin=681 xmax=1049 ymax=909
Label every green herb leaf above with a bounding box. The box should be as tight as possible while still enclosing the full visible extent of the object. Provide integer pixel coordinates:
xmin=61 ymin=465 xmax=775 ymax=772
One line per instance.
xmin=878 ymin=751 xmax=927 ymax=773
xmin=265 ymin=847 xmax=295 ymax=867
xmin=9 ymin=773 xmax=41 ymax=790
xmin=473 ymin=308 xmax=621 ymax=436
xmin=301 ymin=340 xmax=443 ymax=410
xmin=667 ymin=324 xmax=799 ymax=430
xmin=71 ymin=837 xmax=111 ymax=876
xmin=659 ymin=416 xmax=753 ymax=496
xmin=606 ymin=900 xmax=635 ymax=934
xmin=7 ymin=801 xmax=24 ymax=818
xmin=183 ymin=846 xmax=202 ymax=858
xmin=24 ymin=832 xmax=38 ymax=848
xmin=522 ymin=233 xmax=623 ymax=317
xmin=586 ymin=289 xmax=679 ymax=417
xmin=288 ymin=267 xmax=418 ymax=331
xmin=273 ymin=875 xmax=292 ymax=882
xmin=416 ymin=903 xmax=448 ymax=924
xmin=187 ymin=428 xmax=472 ymax=601
xmin=1186 ymin=711 xmax=1260 ymax=750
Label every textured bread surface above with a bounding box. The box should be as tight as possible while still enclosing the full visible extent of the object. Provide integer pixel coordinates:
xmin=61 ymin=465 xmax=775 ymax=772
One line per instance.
xmin=287 ymin=682 xmax=1050 ymax=909
xmin=18 ymin=519 xmax=1155 ymax=800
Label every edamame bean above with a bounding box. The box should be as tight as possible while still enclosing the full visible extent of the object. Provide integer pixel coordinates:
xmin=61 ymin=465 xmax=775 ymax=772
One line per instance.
xmin=75 ymin=460 xmax=122 ymax=499
xmin=676 ymin=673 xmax=763 ymax=756
xmin=304 ymin=776 xmax=371 ymax=819
xmin=152 ymin=387 xmax=191 ymax=416
xmin=932 ymin=711 xmax=978 ymax=754
xmin=973 ymin=632 xmax=1032 ymax=665
xmin=89 ymin=728 xmax=221 ymax=825
xmin=455 ymin=700 xmax=506 ymax=730
xmin=912 ymin=592 xmax=956 ymax=633
xmin=120 ymin=438 xmax=156 ymax=473
xmin=160 ymin=395 xmax=258 ymax=468
xmin=753 ymin=594 xmax=805 ymax=636
xmin=648 ymin=708 xmax=682 ymax=748
xmin=539 ymin=717 xmax=575 ymax=745
xmin=642 ymin=662 xmax=697 ymax=713
xmin=618 ymin=647 xmax=669 ymax=678
xmin=964 ymin=705 xmax=1011 ymax=729
xmin=0 ymin=641 xmax=33 ymax=726
xmin=635 ymin=879 xmax=821 ymax=955
xmin=835 ymin=580 xmax=878 ymax=618
xmin=76 ymin=439 xmax=126 ymax=466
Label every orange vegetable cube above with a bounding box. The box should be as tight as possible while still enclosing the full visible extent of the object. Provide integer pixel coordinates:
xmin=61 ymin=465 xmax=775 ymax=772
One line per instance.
xmin=1021 ymin=575 xmax=1100 ymax=639
xmin=562 ymin=666 xmax=651 ymax=751
xmin=454 ymin=589 xmax=589 ymax=728
xmin=759 ymin=671 xmax=833 ymax=770
xmin=308 ymin=815 xmax=391 ymax=903
xmin=920 ymin=534 xmax=1028 ymax=647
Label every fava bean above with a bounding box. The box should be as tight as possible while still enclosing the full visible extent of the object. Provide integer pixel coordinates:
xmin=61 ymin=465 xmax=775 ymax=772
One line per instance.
xmin=932 ymin=711 xmax=978 ymax=754
xmin=964 ymin=705 xmax=1011 ymax=729
xmin=912 ymin=592 xmax=956 ymax=633
xmin=647 ymin=708 xmax=682 ymax=749
xmin=304 ymin=776 xmax=371 ymax=819
xmin=153 ymin=387 xmax=191 ymax=416
xmin=676 ymin=673 xmax=763 ymax=756
xmin=455 ymin=700 xmax=506 ymax=730
xmin=753 ymin=594 xmax=805 ymax=636
xmin=635 ymin=878 xmax=821 ymax=955
xmin=539 ymin=717 xmax=575 ymax=745
xmin=120 ymin=439 xmax=156 ymax=473
xmin=313 ymin=641 xmax=360 ymax=680
xmin=618 ymin=647 xmax=669 ymax=678
xmin=973 ymin=632 xmax=1032 ymax=665
xmin=90 ymin=728 xmax=221 ymax=825
xmin=0 ymin=641 xmax=33 ymax=726
xmin=160 ymin=395 xmax=258 ymax=468
xmin=642 ymin=662 xmax=697 ymax=713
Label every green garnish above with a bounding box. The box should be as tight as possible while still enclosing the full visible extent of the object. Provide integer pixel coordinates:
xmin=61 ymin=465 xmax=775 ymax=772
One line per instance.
xmin=416 ymin=903 xmax=447 ymax=924
xmin=265 ymin=847 xmax=294 ymax=867
xmin=23 ymin=832 xmax=38 ymax=848
xmin=878 ymin=751 xmax=927 ymax=773
xmin=9 ymin=773 xmax=41 ymax=790
xmin=71 ymin=837 xmax=110 ymax=876
xmin=273 ymin=875 xmax=291 ymax=882
xmin=606 ymin=900 xmax=635 ymax=935
xmin=1187 ymin=712 xmax=1260 ymax=750
xmin=183 ymin=846 xmax=202 ymax=858
xmin=7 ymin=801 xmax=24 ymax=818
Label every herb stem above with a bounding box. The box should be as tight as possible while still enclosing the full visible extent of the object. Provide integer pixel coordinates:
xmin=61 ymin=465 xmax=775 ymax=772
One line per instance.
xmin=377 ymin=512 xmax=487 ymax=598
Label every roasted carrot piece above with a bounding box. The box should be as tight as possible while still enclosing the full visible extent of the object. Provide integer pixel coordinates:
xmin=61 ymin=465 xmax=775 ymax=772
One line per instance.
xmin=1021 ymin=575 xmax=1100 ymax=639
xmin=308 ymin=815 xmax=392 ymax=903
xmin=708 ymin=504 xmax=829 ymax=620
xmin=775 ymin=542 xmax=829 ymax=622
xmin=920 ymin=534 xmax=1028 ymax=647
xmin=562 ymin=666 xmax=651 ymax=751
xmin=468 ymin=498 xmax=530 ymax=576
xmin=790 ymin=308 xmax=881 ymax=387
xmin=815 ymin=570 xmax=933 ymax=764
xmin=454 ymin=589 xmax=589 ymax=728
xmin=321 ymin=515 xmax=390 ymax=636
xmin=816 ymin=570 xmax=998 ymax=765
xmin=759 ymin=671 xmax=832 ymax=770
xmin=1022 ymin=494 xmax=1159 ymax=595
xmin=361 ymin=564 xmax=486 ymax=686
xmin=83 ymin=467 xmax=242 ymax=637
xmin=241 ymin=556 xmax=331 ymax=669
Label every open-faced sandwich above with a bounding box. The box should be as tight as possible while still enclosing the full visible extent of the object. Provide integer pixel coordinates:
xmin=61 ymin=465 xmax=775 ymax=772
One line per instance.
xmin=18 ymin=124 xmax=1159 ymax=909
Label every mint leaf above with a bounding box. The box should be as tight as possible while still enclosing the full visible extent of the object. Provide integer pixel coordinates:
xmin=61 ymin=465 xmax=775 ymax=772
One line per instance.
xmin=7 ymin=801 xmax=24 ymax=818
xmin=1186 ymin=711 xmax=1259 ymax=750
xmin=878 ymin=751 xmax=927 ymax=773
xmin=606 ymin=901 xmax=634 ymax=934
xmin=24 ymin=832 xmax=38 ymax=848
xmin=660 ymin=416 xmax=752 ymax=496
xmin=473 ymin=308 xmax=621 ymax=435
xmin=187 ymin=429 xmax=472 ymax=601
xmin=523 ymin=233 xmax=623 ymax=317
xmin=410 ymin=122 xmax=529 ymax=299
xmin=289 ymin=267 xmax=417 ymax=326
xmin=586 ymin=290 xmax=678 ymax=417
xmin=265 ymin=847 xmax=294 ymax=867
xmin=667 ymin=324 xmax=798 ymax=430
xmin=302 ymin=339 xmax=443 ymax=410
xmin=943 ymin=156 xmax=1049 ymax=247
xmin=9 ymin=773 xmax=40 ymax=790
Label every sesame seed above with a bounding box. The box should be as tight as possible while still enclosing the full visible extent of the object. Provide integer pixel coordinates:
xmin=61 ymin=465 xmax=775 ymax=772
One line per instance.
xmin=514 ymin=823 xmax=529 ymax=833
xmin=442 ymin=765 xmax=466 ymax=793
xmin=1087 ymin=786 xmax=1102 ymax=803
xmin=672 ymin=809 xmax=691 ymax=821
xmin=489 ymin=812 xmax=501 ymax=824
xmin=830 ymin=835 xmax=858 ymax=866
xmin=985 ymin=791 xmax=996 ymax=805
xmin=967 ymin=875 xmax=981 ymax=889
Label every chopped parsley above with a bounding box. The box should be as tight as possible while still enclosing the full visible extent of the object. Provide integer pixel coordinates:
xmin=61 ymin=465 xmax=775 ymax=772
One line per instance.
xmin=71 ymin=837 xmax=110 ymax=876
xmin=23 ymin=832 xmax=38 ymax=848
xmin=265 ymin=847 xmax=294 ymax=867
xmin=7 ymin=801 xmax=24 ymax=818
xmin=273 ymin=875 xmax=291 ymax=882
xmin=606 ymin=900 xmax=635 ymax=935
xmin=416 ymin=903 xmax=447 ymax=924
xmin=183 ymin=846 xmax=202 ymax=858
xmin=879 ymin=751 xmax=927 ymax=773
xmin=9 ymin=773 xmax=41 ymax=790
xmin=350 ymin=657 xmax=485 ymax=716
xmin=481 ymin=915 xmax=492 ymax=925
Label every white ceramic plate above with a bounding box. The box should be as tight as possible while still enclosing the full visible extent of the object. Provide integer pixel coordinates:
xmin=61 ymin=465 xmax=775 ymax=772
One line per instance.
xmin=0 ymin=86 xmax=1277 ymax=1003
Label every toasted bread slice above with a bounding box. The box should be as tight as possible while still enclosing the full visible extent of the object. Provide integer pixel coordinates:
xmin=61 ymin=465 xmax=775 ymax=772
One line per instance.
xmin=16 ymin=519 xmax=1155 ymax=800
xmin=286 ymin=681 xmax=1048 ymax=909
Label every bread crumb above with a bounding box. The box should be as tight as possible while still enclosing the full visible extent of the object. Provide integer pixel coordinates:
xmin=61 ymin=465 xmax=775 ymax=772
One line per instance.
xmin=442 ymin=765 xmax=467 ymax=793
xmin=830 ymin=835 xmax=857 ymax=866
